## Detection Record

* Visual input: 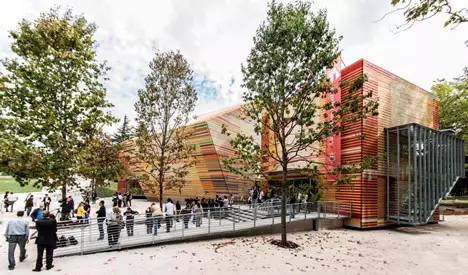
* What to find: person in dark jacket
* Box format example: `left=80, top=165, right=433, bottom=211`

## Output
left=96, top=200, right=106, bottom=240
left=181, top=204, right=192, bottom=229
left=42, top=194, right=51, bottom=211
left=175, top=201, right=181, bottom=222
left=124, top=207, right=138, bottom=236
left=24, top=194, right=34, bottom=216
left=32, top=211, right=58, bottom=272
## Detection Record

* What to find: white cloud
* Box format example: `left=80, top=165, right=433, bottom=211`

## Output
left=1, top=0, right=467, bottom=133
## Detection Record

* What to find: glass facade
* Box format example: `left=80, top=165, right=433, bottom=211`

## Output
left=386, top=123, right=465, bottom=224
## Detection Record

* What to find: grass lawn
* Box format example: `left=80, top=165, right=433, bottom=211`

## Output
left=0, top=175, right=41, bottom=194
left=96, top=181, right=118, bottom=198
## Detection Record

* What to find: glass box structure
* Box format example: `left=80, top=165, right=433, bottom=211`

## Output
left=386, top=123, right=465, bottom=225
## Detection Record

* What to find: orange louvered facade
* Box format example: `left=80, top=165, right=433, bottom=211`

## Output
left=261, top=59, right=440, bottom=228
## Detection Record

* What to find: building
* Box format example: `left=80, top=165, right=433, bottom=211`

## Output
left=119, top=58, right=465, bottom=229
left=261, top=59, right=466, bottom=228
left=118, top=105, right=258, bottom=201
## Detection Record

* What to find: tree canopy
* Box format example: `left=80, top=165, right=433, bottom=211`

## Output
left=113, top=114, right=134, bottom=143
left=135, top=50, right=197, bottom=208
left=432, top=80, right=468, bottom=153
left=388, top=0, right=467, bottom=30
left=0, top=8, right=116, bottom=198
left=224, top=0, right=378, bottom=245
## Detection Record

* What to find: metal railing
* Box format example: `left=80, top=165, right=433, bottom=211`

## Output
left=50, top=201, right=350, bottom=256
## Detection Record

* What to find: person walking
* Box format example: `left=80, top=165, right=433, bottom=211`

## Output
left=175, top=201, right=181, bottom=222
left=69, top=196, right=75, bottom=218
left=30, top=204, right=44, bottom=222
left=91, top=190, right=97, bottom=205
left=164, top=199, right=175, bottom=232
left=24, top=194, right=34, bottom=216
left=83, top=200, right=91, bottom=225
left=181, top=204, right=192, bottom=229
left=112, top=193, right=118, bottom=207
left=5, top=211, right=30, bottom=270
left=124, top=207, right=138, bottom=236
left=127, top=192, right=132, bottom=207
left=60, top=198, right=73, bottom=221
left=32, top=211, right=58, bottom=272
left=42, top=194, right=51, bottom=211
left=106, top=207, right=122, bottom=246
left=151, top=203, right=162, bottom=236
left=193, top=202, right=203, bottom=227
left=122, top=193, right=127, bottom=207
left=96, top=200, right=106, bottom=240
left=117, top=193, right=123, bottom=208
left=7, top=192, right=19, bottom=212
left=76, top=202, right=85, bottom=223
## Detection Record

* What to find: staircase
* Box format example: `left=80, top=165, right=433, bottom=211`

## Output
left=386, top=123, right=466, bottom=225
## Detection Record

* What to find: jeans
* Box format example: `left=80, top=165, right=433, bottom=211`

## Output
left=25, top=206, right=32, bottom=216
left=165, top=215, right=173, bottom=232
left=153, top=216, right=159, bottom=235
left=8, top=235, right=27, bottom=269
left=146, top=219, right=152, bottom=234
left=97, top=218, right=105, bottom=239
left=107, top=224, right=120, bottom=245
left=35, top=244, right=54, bottom=270
left=126, top=220, right=134, bottom=236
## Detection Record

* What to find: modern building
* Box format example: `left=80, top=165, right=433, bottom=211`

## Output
left=261, top=59, right=466, bottom=228
left=119, top=58, right=466, bottom=229
left=118, top=105, right=257, bottom=201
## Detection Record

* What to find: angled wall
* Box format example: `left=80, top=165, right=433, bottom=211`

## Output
left=119, top=105, right=257, bottom=201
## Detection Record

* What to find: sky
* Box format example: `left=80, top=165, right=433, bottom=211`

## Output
left=0, top=0, right=467, bottom=132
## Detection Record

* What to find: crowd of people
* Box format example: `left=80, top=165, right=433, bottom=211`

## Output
left=111, top=192, right=133, bottom=208
left=5, top=188, right=311, bottom=271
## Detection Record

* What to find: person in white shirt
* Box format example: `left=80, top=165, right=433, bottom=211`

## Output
left=7, top=192, right=19, bottom=212
left=164, top=198, right=175, bottom=232
left=5, top=211, right=30, bottom=270
left=259, top=190, right=265, bottom=203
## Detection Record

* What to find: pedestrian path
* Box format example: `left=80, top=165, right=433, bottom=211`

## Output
left=53, top=201, right=349, bottom=256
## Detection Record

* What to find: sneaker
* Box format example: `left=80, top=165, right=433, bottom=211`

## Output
left=46, top=265, right=54, bottom=270
left=32, top=268, right=41, bottom=272
left=20, top=255, right=28, bottom=262
left=8, top=266, right=14, bottom=270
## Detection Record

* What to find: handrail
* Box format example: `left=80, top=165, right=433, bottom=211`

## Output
left=44, top=201, right=351, bottom=256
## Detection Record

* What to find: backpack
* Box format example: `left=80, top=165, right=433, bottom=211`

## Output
left=57, top=235, right=67, bottom=247
left=68, top=236, right=78, bottom=246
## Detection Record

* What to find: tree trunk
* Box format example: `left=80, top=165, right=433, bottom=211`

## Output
left=61, top=183, right=67, bottom=201
left=281, top=163, right=288, bottom=245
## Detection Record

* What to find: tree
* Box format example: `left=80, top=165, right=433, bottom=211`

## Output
left=135, top=50, right=197, bottom=208
left=432, top=80, right=468, bottom=153
left=78, top=130, right=126, bottom=192
left=113, top=114, right=133, bottom=143
left=385, top=0, right=467, bottom=30
left=224, top=1, right=378, bottom=246
left=0, top=8, right=116, bottom=199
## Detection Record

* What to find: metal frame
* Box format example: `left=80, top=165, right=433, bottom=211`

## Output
left=385, top=123, right=465, bottom=225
